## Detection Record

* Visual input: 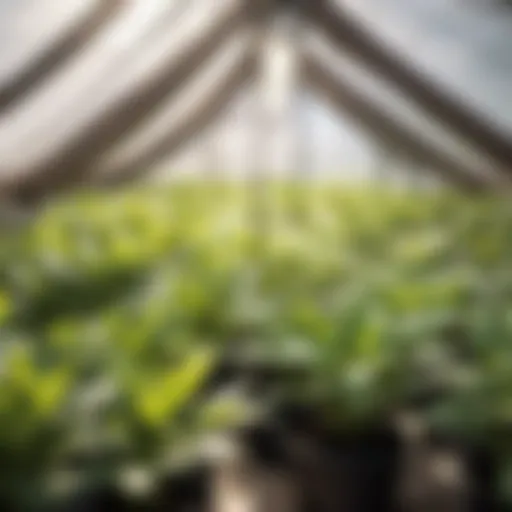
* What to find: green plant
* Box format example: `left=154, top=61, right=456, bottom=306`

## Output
left=2, top=184, right=512, bottom=507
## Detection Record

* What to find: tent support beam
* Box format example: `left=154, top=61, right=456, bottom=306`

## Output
left=309, top=0, right=512, bottom=174
left=2, top=0, right=249, bottom=204
left=0, top=0, right=125, bottom=115
left=302, top=53, right=496, bottom=193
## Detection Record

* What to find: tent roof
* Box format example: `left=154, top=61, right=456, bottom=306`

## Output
left=0, top=0, right=511, bottom=203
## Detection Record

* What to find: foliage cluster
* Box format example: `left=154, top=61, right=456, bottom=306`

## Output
left=2, top=185, right=512, bottom=507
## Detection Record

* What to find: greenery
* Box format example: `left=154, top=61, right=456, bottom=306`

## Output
left=2, top=184, right=512, bottom=507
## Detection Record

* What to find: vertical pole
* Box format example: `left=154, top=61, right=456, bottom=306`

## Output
left=291, top=0, right=310, bottom=182
left=268, top=1, right=307, bottom=221
left=248, top=0, right=275, bottom=246
left=291, top=0, right=313, bottom=220
left=268, top=8, right=299, bottom=181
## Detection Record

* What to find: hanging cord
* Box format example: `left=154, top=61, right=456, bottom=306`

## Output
left=292, top=0, right=310, bottom=182
left=246, top=0, right=276, bottom=258
left=290, top=0, right=311, bottom=225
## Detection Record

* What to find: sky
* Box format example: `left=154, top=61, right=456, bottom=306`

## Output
left=0, top=0, right=510, bottom=181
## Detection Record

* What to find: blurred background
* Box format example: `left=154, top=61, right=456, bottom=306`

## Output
left=1, top=1, right=512, bottom=511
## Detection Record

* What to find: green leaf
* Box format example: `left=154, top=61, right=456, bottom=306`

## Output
left=133, top=349, right=215, bottom=428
